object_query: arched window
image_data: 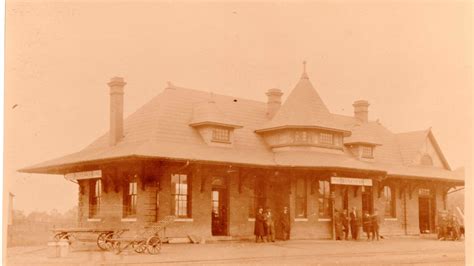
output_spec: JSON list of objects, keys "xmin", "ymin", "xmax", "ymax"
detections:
[
  {"xmin": 420, "ymin": 154, "xmax": 433, "ymax": 166},
  {"xmin": 384, "ymin": 186, "xmax": 396, "ymax": 218}
]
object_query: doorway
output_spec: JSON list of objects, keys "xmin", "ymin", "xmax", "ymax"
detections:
[
  {"xmin": 342, "ymin": 188, "xmax": 349, "ymax": 211},
  {"xmin": 211, "ymin": 177, "xmax": 229, "ymax": 236},
  {"xmin": 361, "ymin": 187, "xmax": 373, "ymax": 214},
  {"xmin": 419, "ymin": 197, "xmax": 431, "ymax": 233},
  {"xmin": 418, "ymin": 189, "xmax": 436, "ymax": 234}
]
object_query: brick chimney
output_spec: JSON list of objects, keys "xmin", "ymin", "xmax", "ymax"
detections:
[
  {"xmin": 353, "ymin": 100, "xmax": 370, "ymax": 123},
  {"xmin": 266, "ymin": 88, "xmax": 283, "ymax": 119},
  {"xmin": 108, "ymin": 77, "xmax": 126, "ymax": 145}
]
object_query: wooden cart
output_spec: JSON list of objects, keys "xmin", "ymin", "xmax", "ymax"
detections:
[
  {"xmin": 107, "ymin": 215, "xmax": 175, "ymax": 255},
  {"xmin": 52, "ymin": 228, "xmax": 128, "ymax": 250}
]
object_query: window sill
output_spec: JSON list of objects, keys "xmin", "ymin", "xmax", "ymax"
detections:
[
  {"xmin": 175, "ymin": 218, "xmax": 193, "ymax": 222},
  {"xmin": 294, "ymin": 218, "xmax": 308, "ymax": 222},
  {"xmin": 87, "ymin": 218, "xmax": 101, "ymax": 222},
  {"xmin": 121, "ymin": 218, "xmax": 137, "ymax": 222},
  {"xmin": 318, "ymin": 218, "xmax": 332, "ymax": 222},
  {"xmin": 248, "ymin": 218, "xmax": 256, "ymax": 222},
  {"xmin": 211, "ymin": 139, "xmax": 231, "ymax": 144},
  {"xmin": 384, "ymin": 218, "xmax": 398, "ymax": 221}
]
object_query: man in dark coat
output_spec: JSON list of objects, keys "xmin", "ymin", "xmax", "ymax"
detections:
[
  {"xmin": 334, "ymin": 209, "xmax": 343, "ymax": 240},
  {"xmin": 265, "ymin": 207, "xmax": 276, "ymax": 242},
  {"xmin": 349, "ymin": 207, "xmax": 360, "ymax": 240},
  {"xmin": 362, "ymin": 210, "xmax": 372, "ymax": 240},
  {"xmin": 279, "ymin": 206, "xmax": 291, "ymax": 240},
  {"xmin": 254, "ymin": 207, "xmax": 266, "ymax": 242},
  {"xmin": 371, "ymin": 208, "xmax": 380, "ymax": 241},
  {"xmin": 342, "ymin": 209, "xmax": 350, "ymax": 240}
]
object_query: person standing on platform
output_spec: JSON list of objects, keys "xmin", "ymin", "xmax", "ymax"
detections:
[
  {"xmin": 334, "ymin": 209, "xmax": 343, "ymax": 240},
  {"xmin": 342, "ymin": 209, "xmax": 350, "ymax": 240},
  {"xmin": 254, "ymin": 207, "xmax": 266, "ymax": 243},
  {"xmin": 265, "ymin": 207, "xmax": 276, "ymax": 242},
  {"xmin": 371, "ymin": 208, "xmax": 380, "ymax": 241},
  {"xmin": 350, "ymin": 207, "xmax": 360, "ymax": 240},
  {"xmin": 279, "ymin": 206, "xmax": 291, "ymax": 241},
  {"xmin": 362, "ymin": 210, "xmax": 372, "ymax": 240}
]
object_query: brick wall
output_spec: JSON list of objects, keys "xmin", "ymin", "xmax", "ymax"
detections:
[{"xmin": 75, "ymin": 160, "xmax": 451, "ymax": 240}]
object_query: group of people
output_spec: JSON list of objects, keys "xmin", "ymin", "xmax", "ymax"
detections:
[
  {"xmin": 437, "ymin": 210, "xmax": 464, "ymax": 241},
  {"xmin": 254, "ymin": 206, "xmax": 291, "ymax": 242},
  {"xmin": 254, "ymin": 206, "xmax": 381, "ymax": 242},
  {"xmin": 334, "ymin": 207, "xmax": 381, "ymax": 241}
]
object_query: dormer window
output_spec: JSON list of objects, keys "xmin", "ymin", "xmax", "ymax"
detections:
[
  {"xmin": 189, "ymin": 98, "xmax": 242, "ymax": 147},
  {"xmin": 320, "ymin": 132, "xmax": 333, "ymax": 145},
  {"xmin": 212, "ymin": 128, "xmax": 230, "ymax": 143},
  {"xmin": 361, "ymin": 146, "xmax": 374, "ymax": 158}
]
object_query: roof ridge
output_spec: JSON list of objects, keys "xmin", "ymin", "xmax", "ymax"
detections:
[{"xmin": 395, "ymin": 128, "xmax": 431, "ymax": 136}]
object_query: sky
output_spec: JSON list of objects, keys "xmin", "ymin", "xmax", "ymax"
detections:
[{"xmin": 4, "ymin": 1, "xmax": 472, "ymax": 214}]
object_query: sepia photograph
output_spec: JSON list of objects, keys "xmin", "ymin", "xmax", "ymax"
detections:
[{"xmin": 3, "ymin": 1, "xmax": 471, "ymax": 265}]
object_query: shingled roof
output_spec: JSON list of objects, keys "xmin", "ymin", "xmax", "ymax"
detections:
[
  {"xmin": 189, "ymin": 95, "xmax": 242, "ymax": 128},
  {"xmin": 256, "ymin": 68, "xmax": 349, "ymax": 134},
  {"xmin": 19, "ymin": 73, "xmax": 462, "ymax": 183}
]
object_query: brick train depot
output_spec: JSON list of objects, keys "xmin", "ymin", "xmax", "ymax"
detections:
[{"xmin": 20, "ymin": 65, "xmax": 464, "ymax": 241}]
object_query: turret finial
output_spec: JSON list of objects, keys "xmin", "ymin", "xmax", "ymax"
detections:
[{"xmin": 301, "ymin": 60, "xmax": 309, "ymax": 79}]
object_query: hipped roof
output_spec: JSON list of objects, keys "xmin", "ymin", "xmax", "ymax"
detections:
[{"xmin": 19, "ymin": 74, "xmax": 462, "ymax": 183}]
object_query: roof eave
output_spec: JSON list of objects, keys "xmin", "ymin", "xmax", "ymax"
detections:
[
  {"xmin": 344, "ymin": 141, "xmax": 382, "ymax": 146},
  {"xmin": 17, "ymin": 155, "xmax": 147, "ymax": 175},
  {"xmin": 255, "ymin": 125, "xmax": 351, "ymax": 136},
  {"xmin": 387, "ymin": 174, "xmax": 464, "ymax": 185},
  {"xmin": 189, "ymin": 121, "xmax": 243, "ymax": 129}
]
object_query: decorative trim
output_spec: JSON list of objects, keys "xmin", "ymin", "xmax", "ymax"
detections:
[
  {"xmin": 175, "ymin": 218, "xmax": 194, "ymax": 222},
  {"xmin": 318, "ymin": 218, "xmax": 332, "ymax": 222},
  {"xmin": 384, "ymin": 218, "xmax": 398, "ymax": 221},
  {"xmin": 248, "ymin": 218, "xmax": 256, "ymax": 222},
  {"xmin": 294, "ymin": 218, "xmax": 308, "ymax": 222},
  {"xmin": 87, "ymin": 218, "xmax": 101, "ymax": 222},
  {"xmin": 121, "ymin": 218, "xmax": 137, "ymax": 222}
]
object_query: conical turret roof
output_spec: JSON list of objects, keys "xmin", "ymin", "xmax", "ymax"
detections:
[{"xmin": 257, "ymin": 64, "xmax": 348, "ymax": 133}]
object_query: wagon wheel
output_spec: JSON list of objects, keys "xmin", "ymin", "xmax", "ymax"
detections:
[
  {"xmin": 54, "ymin": 232, "xmax": 72, "ymax": 245},
  {"xmin": 112, "ymin": 241, "xmax": 122, "ymax": 255},
  {"xmin": 97, "ymin": 232, "xmax": 113, "ymax": 251},
  {"xmin": 133, "ymin": 240, "xmax": 147, "ymax": 253},
  {"xmin": 53, "ymin": 232, "xmax": 66, "ymax": 241},
  {"xmin": 146, "ymin": 236, "xmax": 162, "ymax": 255},
  {"xmin": 104, "ymin": 233, "xmax": 116, "ymax": 251}
]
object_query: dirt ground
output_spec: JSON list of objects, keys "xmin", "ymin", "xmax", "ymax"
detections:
[{"xmin": 6, "ymin": 236, "xmax": 465, "ymax": 265}]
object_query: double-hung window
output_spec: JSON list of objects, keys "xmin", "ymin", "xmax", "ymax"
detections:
[
  {"xmin": 318, "ymin": 180, "xmax": 331, "ymax": 218},
  {"xmin": 89, "ymin": 179, "xmax": 101, "ymax": 218},
  {"xmin": 171, "ymin": 174, "xmax": 191, "ymax": 218},
  {"xmin": 295, "ymin": 177, "xmax": 307, "ymax": 218},
  {"xmin": 123, "ymin": 181, "xmax": 138, "ymax": 218},
  {"xmin": 384, "ymin": 186, "xmax": 396, "ymax": 218}
]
